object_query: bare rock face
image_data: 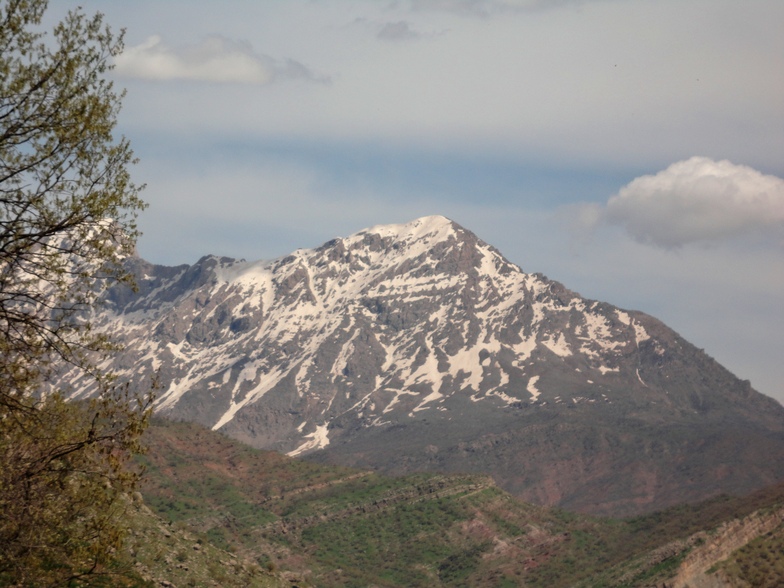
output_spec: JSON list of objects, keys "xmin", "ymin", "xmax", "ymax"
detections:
[
  {"xmin": 670, "ymin": 506, "xmax": 784, "ymax": 588},
  {"xmin": 62, "ymin": 215, "xmax": 784, "ymax": 516}
]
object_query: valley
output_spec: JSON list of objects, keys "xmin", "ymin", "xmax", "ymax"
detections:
[{"xmin": 122, "ymin": 418, "xmax": 784, "ymax": 587}]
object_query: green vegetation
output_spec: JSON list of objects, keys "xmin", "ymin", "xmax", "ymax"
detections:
[
  {"xmin": 114, "ymin": 494, "xmax": 286, "ymax": 588},
  {"xmin": 715, "ymin": 523, "xmax": 784, "ymax": 588},
  {"xmin": 136, "ymin": 418, "xmax": 784, "ymax": 587},
  {"xmin": 2, "ymin": 3, "xmax": 781, "ymax": 585},
  {"xmin": 0, "ymin": 0, "xmax": 150, "ymax": 584},
  {"xmin": 300, "ymin": 494, "xmax": 477, "ymax": 585}
]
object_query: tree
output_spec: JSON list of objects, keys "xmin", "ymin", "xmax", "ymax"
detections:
[{"xmin": 0, "ymin": 0, "xmax": 151, "ymax": 584}]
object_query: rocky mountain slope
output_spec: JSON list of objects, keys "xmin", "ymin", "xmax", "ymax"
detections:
[
  {"xmin": 579, "ymin": 482, "xmax": 784, "ymax": 588},
  {"xmin": 62, "ymin": 215, "xmax": 784, "ymax": 515},
  {"xmin": 117, "ymin": 493, "xmax": 291, "ymax": 588}
]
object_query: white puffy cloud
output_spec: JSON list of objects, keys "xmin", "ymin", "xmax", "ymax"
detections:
[
  {"xmin": 114, "ymin": 35, "xmax": 325, "ymax": 84},
  {"xmin": 599, "ymin": 157, "xmax": 784, "ymax": 248}
]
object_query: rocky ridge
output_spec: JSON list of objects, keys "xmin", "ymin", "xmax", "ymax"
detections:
[{"xmin": 61, "ymin": 215, "xmax": 784, "ymax": 515}]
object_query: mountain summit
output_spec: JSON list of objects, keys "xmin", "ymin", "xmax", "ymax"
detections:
[{"xmin": 64, "ymin": 216, "xmax": 784, "ymax": 515}]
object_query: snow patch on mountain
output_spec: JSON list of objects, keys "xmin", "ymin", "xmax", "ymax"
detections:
[
  {"xmin": 542, "ymin": 333, "xmax": 572, "ymax": 357},
  {"xmin": 527, "ymin": 375, "xmax": 541, "ymax": 401},
  {"xmin": 63, "ymin": 215, "xmax": 678, "ymax": 455},
  {"xmin": 287, "ymin": 423, "xmax": 330, "ymax": 457},
  {"xmin": 213, "ymin": 366, "xmax": 287, "ymax": 430}
]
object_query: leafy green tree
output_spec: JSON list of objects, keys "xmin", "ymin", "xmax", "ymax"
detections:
[{"xmin": 0, "ymin": 0, "xmax": 151, "ymax": 584}]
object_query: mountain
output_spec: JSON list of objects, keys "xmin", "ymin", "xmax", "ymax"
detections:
[
  {"xmin": 133, "ymin": 417, "xmax": 784, "ymax": 588},
  {"xmin": 63, "ymin": 215, "xmax": 784, "ymax": 516}
]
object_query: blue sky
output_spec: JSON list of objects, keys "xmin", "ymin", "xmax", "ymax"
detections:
[{"xmin": 49, "ymin": 0, "xmax": 784, "ymax": 402}]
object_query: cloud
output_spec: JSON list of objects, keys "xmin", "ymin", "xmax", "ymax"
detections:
[
  {"xmin": 377, "ymin": 21, "xmax": 422, "ymax": 41},
  {"xmin": 108, "ymin": 1, "xmax": 784, "ymax": 171},
  {"xmin": 594, "ymin": 157, "xmax": 784, "ymax": 248},
  {"xmin": 114, "ymin": 35, "xmax": 327, "ymax": 84},
  {"xmin": 406, "ymin": 0, "xmax": 593, "ymax": 16}
]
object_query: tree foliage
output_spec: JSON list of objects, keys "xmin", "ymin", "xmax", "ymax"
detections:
[{"xmin": 0, "ymin": 0, "xmax": 151, "ymax": 584}]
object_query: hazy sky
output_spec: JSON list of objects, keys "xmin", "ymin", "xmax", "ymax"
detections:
[{"xmin": 49, "ymin": 0, "xmax": 784, "ymax": 402}]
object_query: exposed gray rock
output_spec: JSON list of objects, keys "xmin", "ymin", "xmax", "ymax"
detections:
[{"xmin": 60, "ymin": 215, "xmax": 784, "ymax": 515}]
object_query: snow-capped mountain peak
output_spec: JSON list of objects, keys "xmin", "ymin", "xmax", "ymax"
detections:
[{"xmin": 59, "ymin": 216, "xmax": 784, "ymax": 516}]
